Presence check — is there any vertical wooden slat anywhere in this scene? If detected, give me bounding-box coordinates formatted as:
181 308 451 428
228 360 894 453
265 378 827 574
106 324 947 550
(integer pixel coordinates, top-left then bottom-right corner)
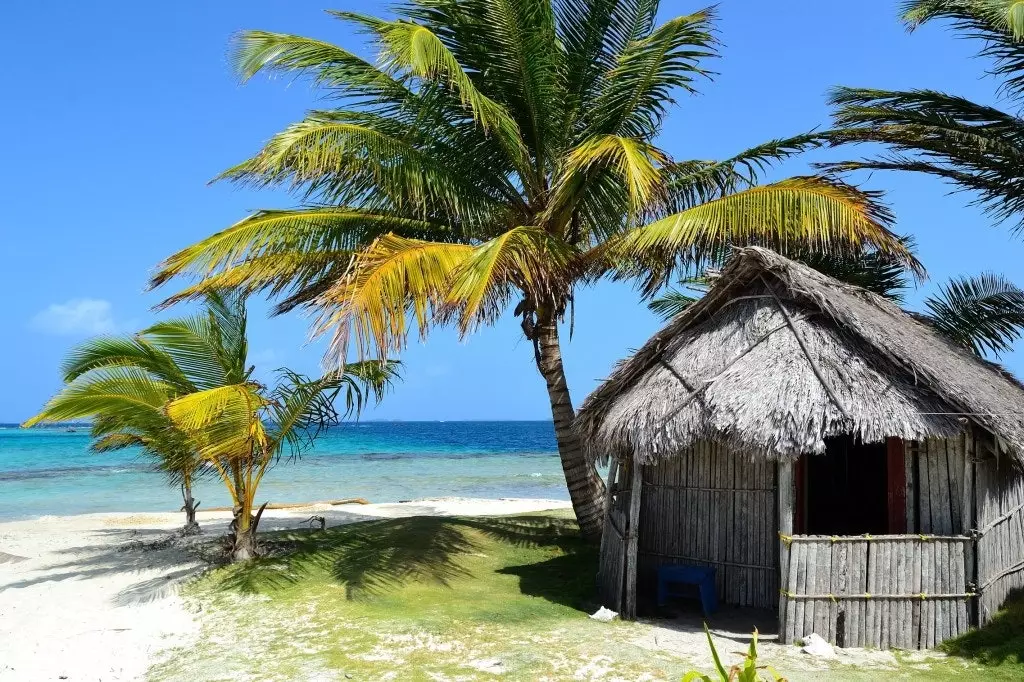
778 460 793 641
793 539 808 641
866 540 878 648
878 541 890 649
942 438 958 532
895 540 908 649
623 457 643 620
848 541 863 646
887 438 907 533
923 541 935 649
917 540 925 647
919 441 933 534
834 541 850 646
818 538 834 640
905 441 917 534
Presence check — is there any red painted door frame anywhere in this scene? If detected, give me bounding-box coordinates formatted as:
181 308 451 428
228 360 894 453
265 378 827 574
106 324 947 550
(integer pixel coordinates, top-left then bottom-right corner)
886 437 907 533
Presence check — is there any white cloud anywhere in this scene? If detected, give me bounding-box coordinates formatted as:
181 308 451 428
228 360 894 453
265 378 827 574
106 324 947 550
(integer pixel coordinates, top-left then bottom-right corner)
30 298 120 336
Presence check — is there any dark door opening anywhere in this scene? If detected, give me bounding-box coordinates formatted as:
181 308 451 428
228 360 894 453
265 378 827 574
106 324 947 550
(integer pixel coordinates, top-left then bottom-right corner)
802 436 891 536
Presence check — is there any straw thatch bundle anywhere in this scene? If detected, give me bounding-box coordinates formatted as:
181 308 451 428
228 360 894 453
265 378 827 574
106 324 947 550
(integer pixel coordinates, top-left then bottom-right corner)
577 247 1024 464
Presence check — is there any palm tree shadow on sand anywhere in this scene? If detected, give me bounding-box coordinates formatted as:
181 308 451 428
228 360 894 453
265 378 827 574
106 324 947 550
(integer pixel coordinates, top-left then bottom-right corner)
218 515 597 609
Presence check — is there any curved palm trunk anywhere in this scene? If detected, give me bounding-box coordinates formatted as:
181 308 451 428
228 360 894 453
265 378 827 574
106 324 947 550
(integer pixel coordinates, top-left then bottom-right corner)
535 320 606 541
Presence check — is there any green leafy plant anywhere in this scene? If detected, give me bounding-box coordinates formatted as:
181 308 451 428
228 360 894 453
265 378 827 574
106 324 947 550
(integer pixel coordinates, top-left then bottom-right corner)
682 624 786 682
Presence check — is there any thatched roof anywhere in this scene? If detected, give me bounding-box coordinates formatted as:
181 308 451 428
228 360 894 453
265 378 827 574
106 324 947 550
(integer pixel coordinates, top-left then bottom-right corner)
577 247 1024 465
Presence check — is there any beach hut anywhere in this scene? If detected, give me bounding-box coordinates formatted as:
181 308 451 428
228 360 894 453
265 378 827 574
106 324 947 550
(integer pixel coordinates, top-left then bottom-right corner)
576 247 1024 649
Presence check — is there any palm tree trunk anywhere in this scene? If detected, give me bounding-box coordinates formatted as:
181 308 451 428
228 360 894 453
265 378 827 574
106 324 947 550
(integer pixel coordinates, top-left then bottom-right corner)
231 502 255 562
180 474 200 535
534 319 606 541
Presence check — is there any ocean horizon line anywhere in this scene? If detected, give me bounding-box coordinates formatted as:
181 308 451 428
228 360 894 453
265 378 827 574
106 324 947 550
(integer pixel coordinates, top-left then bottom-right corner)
2 418 558 428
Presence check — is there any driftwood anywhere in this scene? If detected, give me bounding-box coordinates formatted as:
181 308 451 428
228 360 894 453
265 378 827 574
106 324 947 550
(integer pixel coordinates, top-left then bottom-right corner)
205 498 370 512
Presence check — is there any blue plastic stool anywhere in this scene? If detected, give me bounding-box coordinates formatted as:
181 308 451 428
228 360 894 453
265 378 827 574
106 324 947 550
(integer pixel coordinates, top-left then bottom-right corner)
656 564 718 615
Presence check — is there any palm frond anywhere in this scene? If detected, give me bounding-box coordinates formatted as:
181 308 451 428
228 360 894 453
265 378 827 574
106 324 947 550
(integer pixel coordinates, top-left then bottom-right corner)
784 238 916 301
218 111 514 221
337 12 530 170
587 8 718 139
664 133 827 211
826 87 1024 230
61 335 193 391
900 0 1024 99
924 271 1024 356
648 287 700 320
445 226 576 334
556 0 661 124
23 368 173 427
554 135 667 217
150 208 451 295
165 383 269 462
314 235 474 363
230 29 412 101
606 176 922 294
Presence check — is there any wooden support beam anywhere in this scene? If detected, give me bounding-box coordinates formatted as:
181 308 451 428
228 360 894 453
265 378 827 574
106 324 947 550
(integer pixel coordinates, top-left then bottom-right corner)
623 457 644 620
778 460 795 643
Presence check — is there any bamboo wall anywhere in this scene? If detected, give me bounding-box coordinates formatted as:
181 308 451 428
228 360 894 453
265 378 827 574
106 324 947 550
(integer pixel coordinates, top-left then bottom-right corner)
974 438 1024 624
778 535 972 648
636 442 778 610
905 437 970 535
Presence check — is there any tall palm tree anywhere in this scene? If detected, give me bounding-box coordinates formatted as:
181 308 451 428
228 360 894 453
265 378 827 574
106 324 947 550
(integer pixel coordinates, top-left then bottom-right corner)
828 1 1024 230
24 335 207 533
152 2 917 539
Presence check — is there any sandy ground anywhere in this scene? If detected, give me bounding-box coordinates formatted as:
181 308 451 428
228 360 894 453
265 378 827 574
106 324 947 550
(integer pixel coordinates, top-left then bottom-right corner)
0 497 571 682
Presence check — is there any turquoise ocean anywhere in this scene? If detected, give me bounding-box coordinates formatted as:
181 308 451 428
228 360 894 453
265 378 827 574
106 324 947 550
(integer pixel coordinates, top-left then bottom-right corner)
0 421 568 521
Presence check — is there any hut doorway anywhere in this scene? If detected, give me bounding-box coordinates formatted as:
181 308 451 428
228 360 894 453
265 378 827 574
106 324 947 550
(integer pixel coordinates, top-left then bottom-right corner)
798 436 904 535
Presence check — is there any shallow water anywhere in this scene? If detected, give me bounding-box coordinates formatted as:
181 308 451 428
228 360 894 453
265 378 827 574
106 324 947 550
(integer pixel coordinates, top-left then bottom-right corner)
0 421 569 520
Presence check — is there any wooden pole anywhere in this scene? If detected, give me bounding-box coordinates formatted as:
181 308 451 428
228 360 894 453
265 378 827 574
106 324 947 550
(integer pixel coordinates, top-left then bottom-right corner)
778 459 795 643
624 456 644 619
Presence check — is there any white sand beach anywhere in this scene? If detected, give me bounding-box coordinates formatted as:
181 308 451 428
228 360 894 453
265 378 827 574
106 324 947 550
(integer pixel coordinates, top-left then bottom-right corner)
0 498 571 682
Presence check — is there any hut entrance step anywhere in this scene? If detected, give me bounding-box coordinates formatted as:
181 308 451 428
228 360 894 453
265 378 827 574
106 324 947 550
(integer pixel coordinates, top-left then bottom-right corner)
656 564 718 615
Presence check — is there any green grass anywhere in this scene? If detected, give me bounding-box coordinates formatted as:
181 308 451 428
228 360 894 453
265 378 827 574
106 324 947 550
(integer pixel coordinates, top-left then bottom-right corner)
825 590 1024 682
147 512 686 681
147 515 1024 681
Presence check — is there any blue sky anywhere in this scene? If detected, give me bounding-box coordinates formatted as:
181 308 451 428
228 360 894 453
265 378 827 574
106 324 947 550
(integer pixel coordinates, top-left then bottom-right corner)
2 1 1022 423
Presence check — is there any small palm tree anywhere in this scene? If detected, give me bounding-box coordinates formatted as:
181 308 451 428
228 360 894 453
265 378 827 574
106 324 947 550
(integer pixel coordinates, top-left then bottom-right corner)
26 294 396 558
152 2 917 539
150 294 396 561
167 363 394 561
24 336 206 533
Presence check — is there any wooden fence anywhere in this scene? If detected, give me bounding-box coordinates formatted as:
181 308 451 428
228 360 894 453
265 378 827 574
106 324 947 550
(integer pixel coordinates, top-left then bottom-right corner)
975 446 1024 623
779 535 973 648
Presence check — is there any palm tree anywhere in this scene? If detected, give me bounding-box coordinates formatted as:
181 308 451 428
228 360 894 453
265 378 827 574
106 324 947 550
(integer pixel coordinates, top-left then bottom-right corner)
821 1 1024 361
151 2 917 539
166 362 394 562
828 1 1024 230
24 336 207 533
149 294 396 561
25 294 396 558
